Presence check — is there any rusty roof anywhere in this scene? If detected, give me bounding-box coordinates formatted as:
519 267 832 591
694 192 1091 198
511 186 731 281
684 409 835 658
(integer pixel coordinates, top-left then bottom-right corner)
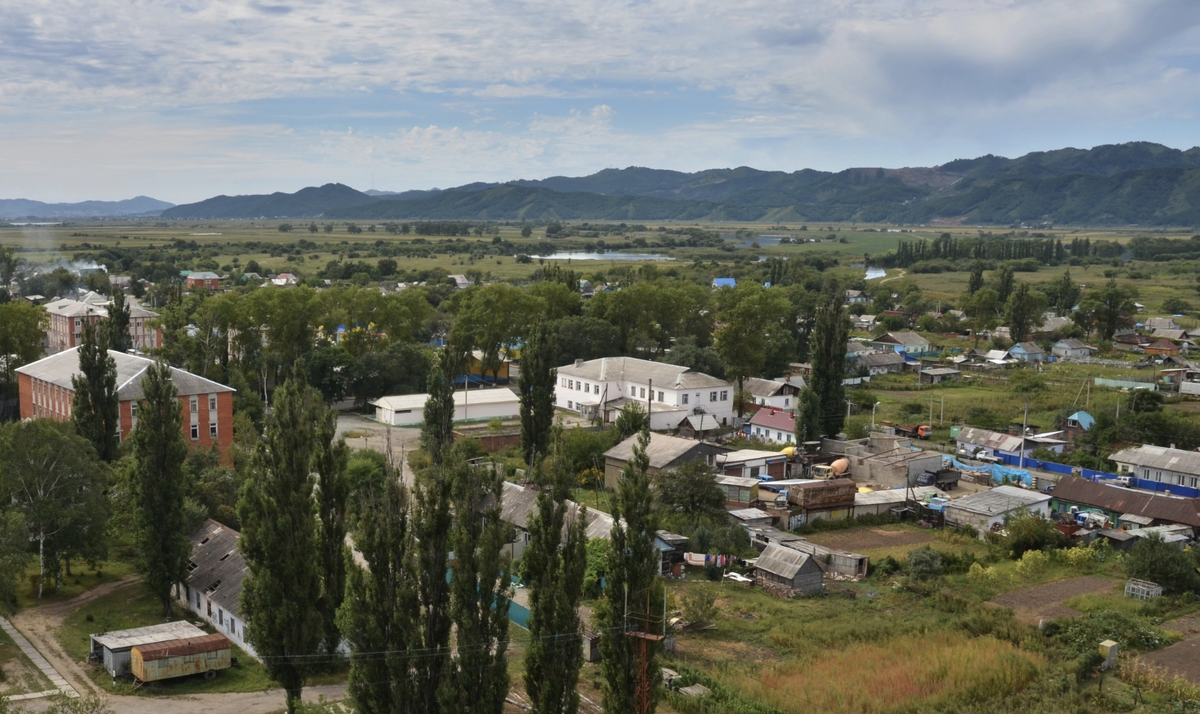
134 633 231 661
1052 477 1200 528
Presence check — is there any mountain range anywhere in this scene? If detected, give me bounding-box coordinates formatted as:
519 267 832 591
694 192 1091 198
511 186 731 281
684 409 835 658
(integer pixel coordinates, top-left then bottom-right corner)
0 196 175 219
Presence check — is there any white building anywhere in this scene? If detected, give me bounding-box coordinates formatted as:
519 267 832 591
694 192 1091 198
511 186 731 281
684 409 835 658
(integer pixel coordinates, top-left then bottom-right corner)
371 387 521 426
1110 444 1200 491
943 486 1051 536
175 520 257 658
743 377 802 411
555 356 735 431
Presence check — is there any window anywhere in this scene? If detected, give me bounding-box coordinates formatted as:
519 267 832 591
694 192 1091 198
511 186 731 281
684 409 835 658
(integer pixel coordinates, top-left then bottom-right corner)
682 394 688 405
784 398 790 407
568 401 573 409
191 424 199 440
190 396 198 414
210 422 218 438
219 609 224 626
639 387 646 398
131 403 138 429
657 391 663 401
710 391 717 402
584 383 590 393
568 380 574 389
777 431 783 440
721 390 728 401
209 394 217 412
750 466 761 478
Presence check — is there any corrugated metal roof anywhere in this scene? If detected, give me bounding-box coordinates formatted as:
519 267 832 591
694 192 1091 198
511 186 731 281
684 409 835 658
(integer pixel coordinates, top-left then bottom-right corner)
1110 445 1200 476
748 409 795 431
371 387 519 412
717 475 761 488
743 378 787 398
1052 477 1200 528
859 352 906 368
755 544 812 580
718 449 787 465
872 331 930 347
134 634 231 661
956 427 1024 453
945 485 1049 516
185 520 248 619
91 622 206 651
499 482 613 540
853 486 942 507
605 432 725 470
557 356 729 390
16 348 233 400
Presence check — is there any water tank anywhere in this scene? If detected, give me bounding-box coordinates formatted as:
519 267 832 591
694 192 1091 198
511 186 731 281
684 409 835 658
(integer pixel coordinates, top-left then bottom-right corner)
830 458 850 476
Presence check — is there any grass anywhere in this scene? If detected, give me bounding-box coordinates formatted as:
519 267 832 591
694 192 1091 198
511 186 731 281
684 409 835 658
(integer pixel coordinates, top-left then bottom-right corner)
0 626 53 696
15 559 138 612
57 580 284 695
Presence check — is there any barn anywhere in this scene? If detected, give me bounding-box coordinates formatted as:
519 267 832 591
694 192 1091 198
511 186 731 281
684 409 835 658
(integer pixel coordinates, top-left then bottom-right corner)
754 544 824 597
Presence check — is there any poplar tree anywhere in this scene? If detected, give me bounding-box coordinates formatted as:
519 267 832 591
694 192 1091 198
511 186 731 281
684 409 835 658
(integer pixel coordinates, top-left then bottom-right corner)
72 322 119 462
440 459 511 714
808 293 849 437
597 430 663 714
128 361 190 617
967 262 985 295
793 386 823 446
523 461 588 714
519 323 558 465
313 404 350 658
104 288 132 353
339 475 418 714
238 378 324 714
411 468 452 713
422 347 457 465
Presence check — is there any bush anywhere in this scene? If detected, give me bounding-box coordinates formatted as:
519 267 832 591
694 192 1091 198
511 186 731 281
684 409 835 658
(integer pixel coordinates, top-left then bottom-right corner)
873 555 902 578
1002 509 1066 559
908 547 944 581
1014 549 1050 577
1126 533 1200 594
681 588 717 624
1051 612 1172 657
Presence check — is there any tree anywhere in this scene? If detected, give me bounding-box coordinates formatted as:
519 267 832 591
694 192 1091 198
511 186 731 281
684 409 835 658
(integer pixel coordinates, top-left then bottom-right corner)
0 509 29 614
1002 509 1065 559
793 387 822 445
960 287 1000 347
966 262 985 295
440 459 511 714
1004 283 1048 343
615 402 649 438
521 225 533 238
0 301 48 412
523 460 588 714
313 404 350 657
104 288 132 353
653 461 725 522
410 469 452 713
995 265 1015 303
71 322 120 462
0 419 108 598
714 288 794 417
339 474 418 714
520 323 558 465
1127 532 1199 594
238 379 324 714
1163 297 1194 316
301 344 356 404
808 293 850 436
1053 270 1081 317
1080 279 1137 341
548 316 621 366
128 362 190 617
597 430 663 714
661 337 725 378
422 347 458 465
1129 390 1165 414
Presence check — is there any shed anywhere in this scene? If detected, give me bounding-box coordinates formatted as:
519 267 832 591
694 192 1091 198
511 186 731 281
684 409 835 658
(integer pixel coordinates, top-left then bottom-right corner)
716 476 761 506
943 485 1051 536
853 486 941 518
677 414 722 440
131 633 232 683
371 388 520 426
919 367 961 385
727 507 773 528
90 621 207 679
754 544 824 597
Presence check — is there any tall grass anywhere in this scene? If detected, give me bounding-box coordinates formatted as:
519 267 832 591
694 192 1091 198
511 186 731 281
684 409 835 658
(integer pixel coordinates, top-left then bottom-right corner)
733 633 1042 714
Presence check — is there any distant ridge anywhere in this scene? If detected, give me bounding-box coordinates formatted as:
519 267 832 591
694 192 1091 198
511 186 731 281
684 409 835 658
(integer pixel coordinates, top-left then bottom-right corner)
0 196 174 219
166 142 1200 225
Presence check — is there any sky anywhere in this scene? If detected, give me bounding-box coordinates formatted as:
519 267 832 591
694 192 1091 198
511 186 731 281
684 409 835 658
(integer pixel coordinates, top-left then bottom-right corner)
4 0 1200 204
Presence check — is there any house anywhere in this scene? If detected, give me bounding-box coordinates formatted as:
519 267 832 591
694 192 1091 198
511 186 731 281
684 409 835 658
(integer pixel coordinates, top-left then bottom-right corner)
717 476 761 508
711 278 737 289
983 349 1015 365
743 525 869 579
745 408 796 445
677 414 722 440
955 427 1064 462
1152 329 1189 342
185 272 221 290
943 485 1052 536
1061 411 1095 441
371 387 520 426
602 432 730 490
44 297 162 353
556 356 736 431
498 481 614 560
716 449 788 480
1110 444 1200 491
448 274 472 290
919 367 961 385
1144 339 1180 356
858 351 906 375
175 520 257 658
89 622 207 680
1051 338 1092 360
844 289 868 305
17 348 235 458
462 349 513 385
1050 477 1200 530
846 339 876 359
1145 317 1180 332
1007 342 1046 363
852 314 877 331
754 544 824 597
743 377 801 411
269 273 299 287
870 331 934 356
1036 315 1073 334
1114 333 1153 352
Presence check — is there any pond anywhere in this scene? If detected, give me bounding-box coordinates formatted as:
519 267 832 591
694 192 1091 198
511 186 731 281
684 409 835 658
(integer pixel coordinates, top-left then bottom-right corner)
539 252 674 261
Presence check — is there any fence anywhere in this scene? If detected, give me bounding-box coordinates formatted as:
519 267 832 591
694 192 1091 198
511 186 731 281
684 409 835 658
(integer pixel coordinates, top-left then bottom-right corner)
1000 456 1200 500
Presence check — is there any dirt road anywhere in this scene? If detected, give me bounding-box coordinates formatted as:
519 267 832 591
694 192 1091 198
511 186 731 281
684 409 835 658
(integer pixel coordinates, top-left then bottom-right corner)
9 576 347 714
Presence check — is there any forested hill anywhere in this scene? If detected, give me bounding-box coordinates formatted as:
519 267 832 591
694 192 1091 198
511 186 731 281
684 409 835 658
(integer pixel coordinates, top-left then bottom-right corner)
164 142 1200 225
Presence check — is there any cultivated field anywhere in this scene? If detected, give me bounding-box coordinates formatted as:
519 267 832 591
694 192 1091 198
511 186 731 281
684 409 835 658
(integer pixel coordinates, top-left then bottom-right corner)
989 576 1119 623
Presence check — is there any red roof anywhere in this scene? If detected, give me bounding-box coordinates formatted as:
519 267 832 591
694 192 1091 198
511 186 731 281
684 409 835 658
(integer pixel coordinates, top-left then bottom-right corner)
749 408 795 432
133 634 231 662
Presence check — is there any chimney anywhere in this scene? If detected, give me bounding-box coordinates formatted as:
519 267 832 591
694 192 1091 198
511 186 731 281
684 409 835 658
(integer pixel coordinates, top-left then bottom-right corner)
575 359 583 367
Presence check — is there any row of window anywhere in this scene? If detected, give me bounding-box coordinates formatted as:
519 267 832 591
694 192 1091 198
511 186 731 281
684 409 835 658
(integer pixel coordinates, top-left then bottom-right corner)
559 378 729 406
30 380 71 419
752 426 795 443
1140 468 1200 489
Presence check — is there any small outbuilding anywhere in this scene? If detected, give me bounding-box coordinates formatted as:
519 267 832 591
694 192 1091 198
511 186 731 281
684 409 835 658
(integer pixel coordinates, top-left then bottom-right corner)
754 544 824 597
919 367 961 385
131 633 232 683
943 485 1051 536
371 387 521 426
90 622 207 679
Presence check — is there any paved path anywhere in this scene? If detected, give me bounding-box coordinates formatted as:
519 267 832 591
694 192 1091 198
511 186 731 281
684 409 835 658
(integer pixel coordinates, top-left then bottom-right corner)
0 617 78 702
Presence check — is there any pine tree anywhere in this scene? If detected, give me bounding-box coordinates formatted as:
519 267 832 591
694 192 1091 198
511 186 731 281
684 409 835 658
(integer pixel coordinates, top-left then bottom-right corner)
422 348 457 465
523 459 588 714
339 474 418 714
597 430 663 714
128 361 190 617
313 404 349 658
519 323 558 466
71 322 119 462
808 293 849 437
104 288 132 353
440 459 511 714
238 378 324 714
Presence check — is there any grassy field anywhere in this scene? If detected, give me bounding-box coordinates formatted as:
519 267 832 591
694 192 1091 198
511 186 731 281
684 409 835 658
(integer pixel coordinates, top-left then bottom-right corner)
15 559 138 612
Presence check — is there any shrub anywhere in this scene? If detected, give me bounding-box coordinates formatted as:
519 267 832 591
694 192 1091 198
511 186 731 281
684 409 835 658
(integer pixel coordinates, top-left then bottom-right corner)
968 562 1000 584
1052 612 1172 657
681 587 717 625
1126 533 1200 594
1014 549 1050 577
873 555 902 578
908 547 945 581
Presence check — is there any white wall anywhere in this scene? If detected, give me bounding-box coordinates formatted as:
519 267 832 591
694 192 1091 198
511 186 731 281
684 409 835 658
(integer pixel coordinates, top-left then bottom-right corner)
174 583 258 659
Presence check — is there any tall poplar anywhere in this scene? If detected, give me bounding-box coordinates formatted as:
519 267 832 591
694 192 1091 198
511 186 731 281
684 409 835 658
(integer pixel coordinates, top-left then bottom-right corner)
411 469 452 714
793 386 823 446
128 361 190 617
238 378 324 714
314 405 350 658
422 347 457 465
519 323 558 465
523 461 588 714
596 430 663 714
440 459 511 714
104 288 132 353
72 322 119 462
809 293 849 437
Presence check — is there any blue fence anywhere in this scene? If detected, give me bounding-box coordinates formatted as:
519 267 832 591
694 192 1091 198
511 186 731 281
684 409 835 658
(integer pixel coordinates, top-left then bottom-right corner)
509 601 531 630
993 456 1200 500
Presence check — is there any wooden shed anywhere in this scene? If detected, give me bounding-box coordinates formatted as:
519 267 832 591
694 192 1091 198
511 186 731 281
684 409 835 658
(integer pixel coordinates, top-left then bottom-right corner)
754 544 824 597
131 633 232 683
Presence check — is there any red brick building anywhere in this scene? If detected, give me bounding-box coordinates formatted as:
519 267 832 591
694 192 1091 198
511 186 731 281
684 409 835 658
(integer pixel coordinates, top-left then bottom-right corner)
185 272 222 290
44 297 162 354
16 348 235 459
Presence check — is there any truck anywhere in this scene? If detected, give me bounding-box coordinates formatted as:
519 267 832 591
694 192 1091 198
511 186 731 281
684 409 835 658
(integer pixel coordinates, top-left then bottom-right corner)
895 424 932 439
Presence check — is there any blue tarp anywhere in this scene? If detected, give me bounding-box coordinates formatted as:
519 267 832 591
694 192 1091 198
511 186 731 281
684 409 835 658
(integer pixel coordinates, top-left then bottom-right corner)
941 456 1033 486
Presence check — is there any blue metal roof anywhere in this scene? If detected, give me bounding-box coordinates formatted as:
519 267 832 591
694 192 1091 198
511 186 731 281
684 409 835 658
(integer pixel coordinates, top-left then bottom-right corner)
1067 411 1095 430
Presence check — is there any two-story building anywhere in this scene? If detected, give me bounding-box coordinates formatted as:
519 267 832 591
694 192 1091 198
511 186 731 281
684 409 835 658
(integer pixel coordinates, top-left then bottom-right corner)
556 356 736 431
185 272 222 291
742 377 802 411
44 297 162 353
17 348 235 460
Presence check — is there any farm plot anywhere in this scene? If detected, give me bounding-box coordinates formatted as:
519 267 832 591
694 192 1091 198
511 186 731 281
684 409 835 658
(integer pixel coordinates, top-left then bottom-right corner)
804 526 933 553
989 576 1119 623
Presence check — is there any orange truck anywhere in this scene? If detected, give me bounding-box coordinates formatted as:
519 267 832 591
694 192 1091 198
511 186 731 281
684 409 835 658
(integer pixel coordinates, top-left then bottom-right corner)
895 424 933 439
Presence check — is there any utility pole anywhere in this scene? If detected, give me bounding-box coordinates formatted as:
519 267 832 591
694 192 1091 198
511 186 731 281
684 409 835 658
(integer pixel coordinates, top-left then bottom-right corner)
940 396 944 425
1116 396 1121 421
846 399 852 419
1020 402 1028 469
871 402 877 429
929 397 934 426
